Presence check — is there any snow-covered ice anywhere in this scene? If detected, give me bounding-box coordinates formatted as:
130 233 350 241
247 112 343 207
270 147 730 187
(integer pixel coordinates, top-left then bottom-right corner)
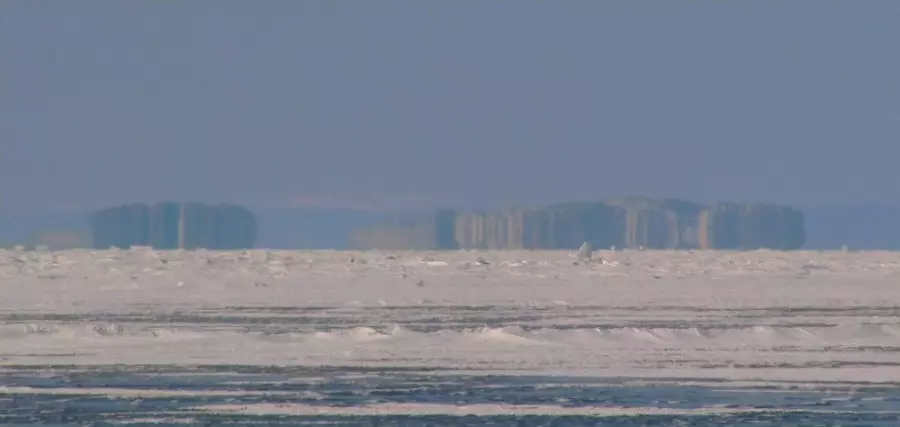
2 248 900 424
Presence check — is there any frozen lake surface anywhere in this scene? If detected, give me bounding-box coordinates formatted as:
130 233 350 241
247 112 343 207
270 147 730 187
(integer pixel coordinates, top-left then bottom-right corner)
2 248 900 425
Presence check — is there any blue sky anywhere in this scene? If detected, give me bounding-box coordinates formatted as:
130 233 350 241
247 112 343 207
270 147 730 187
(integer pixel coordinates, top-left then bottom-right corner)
3 1 898 213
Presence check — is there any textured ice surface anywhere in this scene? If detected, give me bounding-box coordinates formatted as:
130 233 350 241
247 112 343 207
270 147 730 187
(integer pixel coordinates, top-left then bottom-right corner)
1 249 900 423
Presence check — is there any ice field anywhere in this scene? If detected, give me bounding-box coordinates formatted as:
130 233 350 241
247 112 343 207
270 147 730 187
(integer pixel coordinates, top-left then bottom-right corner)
2 248 900 424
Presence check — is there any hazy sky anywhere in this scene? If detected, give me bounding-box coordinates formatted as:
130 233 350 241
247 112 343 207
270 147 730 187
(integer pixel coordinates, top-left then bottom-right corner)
3 1 899 213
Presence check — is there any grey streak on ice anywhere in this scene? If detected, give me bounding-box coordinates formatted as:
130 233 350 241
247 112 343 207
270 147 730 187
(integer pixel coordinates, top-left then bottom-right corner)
2 248 900 386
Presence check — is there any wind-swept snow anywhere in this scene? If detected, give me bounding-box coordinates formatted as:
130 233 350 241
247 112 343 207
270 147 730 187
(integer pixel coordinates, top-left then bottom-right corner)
3 249 900 422
2 248 899 385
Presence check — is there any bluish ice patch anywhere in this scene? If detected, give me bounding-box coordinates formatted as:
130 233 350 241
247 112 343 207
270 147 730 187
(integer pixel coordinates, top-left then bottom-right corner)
1 366 900 425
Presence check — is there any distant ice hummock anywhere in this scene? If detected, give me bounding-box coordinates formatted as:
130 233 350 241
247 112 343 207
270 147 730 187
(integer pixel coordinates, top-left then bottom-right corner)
575 242 592 262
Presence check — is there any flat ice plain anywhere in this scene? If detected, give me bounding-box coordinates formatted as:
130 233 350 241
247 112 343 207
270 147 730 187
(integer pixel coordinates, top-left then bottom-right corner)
2 248 900 425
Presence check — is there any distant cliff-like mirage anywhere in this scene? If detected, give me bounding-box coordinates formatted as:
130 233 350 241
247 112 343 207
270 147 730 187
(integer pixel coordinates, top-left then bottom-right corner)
352 198 805 250
91 202 257 250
